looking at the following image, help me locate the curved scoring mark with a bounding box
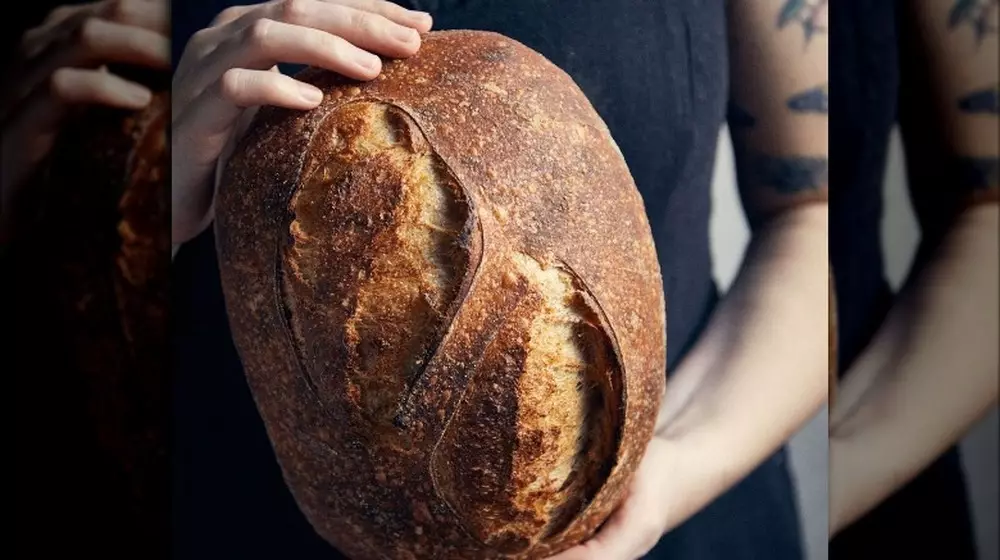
[430,253,624,553]
[277,101,475,430]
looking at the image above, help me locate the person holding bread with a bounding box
[170,1,829,559]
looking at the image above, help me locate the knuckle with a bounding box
[349,10,377,32]
[323,35,349,60]
[245,18,275,47]
[49,68,75,95]
[279,0,313,23]
[190,27,213,48]
[77,17,104,46]
[184,28,218,63]
[218,68,247,100]
[361,12,404,47]
[212,6,243,26]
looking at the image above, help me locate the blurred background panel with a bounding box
[3,1,171,557]
[880,127,998,560]
[827,2,998,559]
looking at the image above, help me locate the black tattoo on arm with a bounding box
[948,0,999,44]
[778,0,828,44]
[787,83,829,113]
[958,84,1000,113]
[728,90,827,196]
[747,155,828,194]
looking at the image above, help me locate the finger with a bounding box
[545,509,646,560]
[181,0,427,80]
[4,18,166,119]
[204,0,423,62]
[197,0,427,50]
[233,18,382,78]
[19,16,171,97]
[263,0,422,59]
[330,0,433,32]
[218,67,324,112]
[182,4,262,64]
[178,18,380,108]
[74,17,172,69]
[22,0,168,61]
[176,68,321,153]
[97,0,172,35]
[171,66,324,242]
[50,67,153,109]
[21,4,100,60]
[226,65,280,142]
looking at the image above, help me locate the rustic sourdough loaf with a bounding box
[215,30,665,559]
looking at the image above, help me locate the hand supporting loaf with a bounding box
[171,0,433,248]
[1,0,170,238]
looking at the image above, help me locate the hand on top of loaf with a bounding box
[170,0,432,247]
[1,0,169,237]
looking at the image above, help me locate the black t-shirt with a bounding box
[171,1,803,558]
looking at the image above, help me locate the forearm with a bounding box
[655,203,829,531]
[829,202,999,533]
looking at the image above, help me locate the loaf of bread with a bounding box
[216,30,665,559]
[9,92,170,556]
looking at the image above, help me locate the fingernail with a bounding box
[412,11,432,29]
[391,25,419,45]
[356,52,381,71]
[298,83,323,104]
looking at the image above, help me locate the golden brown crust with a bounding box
[216,30,665,559]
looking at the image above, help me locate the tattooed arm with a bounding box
[829,0,998,535]
[657,0,830,537]
[727,0,829,222]
[652,0,829,504]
